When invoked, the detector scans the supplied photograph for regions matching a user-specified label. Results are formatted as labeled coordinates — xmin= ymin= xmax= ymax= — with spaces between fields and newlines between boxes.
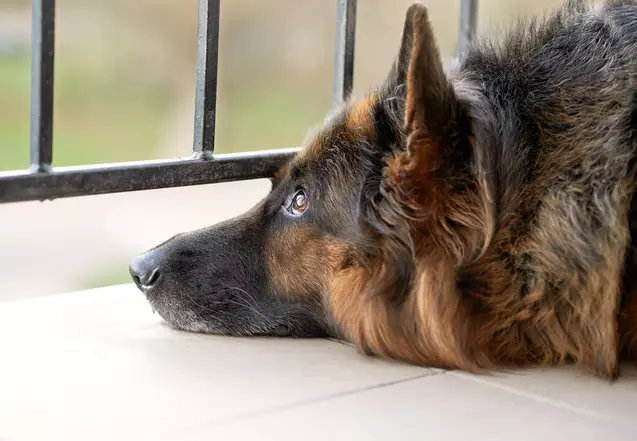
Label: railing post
xmin=30 ymin=0 xmax=55 ymax=173
xmin=332 ymin=0 xmax=357 ymax=107
xmin=456 ymin=0 xmax=478 ymax=60
xmin=193 ymin=0 xmax=221 ymax=159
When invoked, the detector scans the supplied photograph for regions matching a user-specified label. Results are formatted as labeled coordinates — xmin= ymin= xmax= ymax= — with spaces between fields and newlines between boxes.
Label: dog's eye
xmin=289 ymin=190 xmax=308 ymax=216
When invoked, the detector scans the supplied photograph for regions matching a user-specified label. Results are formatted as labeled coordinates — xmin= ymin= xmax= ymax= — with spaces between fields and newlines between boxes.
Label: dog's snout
xmin=130 ymin=252 xmax=162 ymax=292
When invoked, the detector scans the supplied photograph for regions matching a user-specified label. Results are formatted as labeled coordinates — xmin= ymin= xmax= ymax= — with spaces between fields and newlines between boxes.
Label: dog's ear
xmin=381 ymin=3 xmax=472 ymax=214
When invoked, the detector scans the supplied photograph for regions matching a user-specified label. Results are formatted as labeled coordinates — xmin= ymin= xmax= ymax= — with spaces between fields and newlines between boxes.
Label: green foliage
xmin=0 ymin=55 xmax=170 ymax=171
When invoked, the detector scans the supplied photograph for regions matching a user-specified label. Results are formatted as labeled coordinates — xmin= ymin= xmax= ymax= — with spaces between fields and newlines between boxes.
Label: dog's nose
xmin=130 ymin=253 xmax=161 ymax=292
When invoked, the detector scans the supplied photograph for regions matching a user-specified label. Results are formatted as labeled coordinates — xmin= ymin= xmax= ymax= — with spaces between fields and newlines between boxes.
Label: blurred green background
xmin=0 ymin=0 xmax=564 ymax=298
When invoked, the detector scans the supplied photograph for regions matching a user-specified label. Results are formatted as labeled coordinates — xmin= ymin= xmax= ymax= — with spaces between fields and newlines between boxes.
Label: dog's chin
xmin=143 ymin=289 xmax=219 ymax=334
xmin=145 ymin=289 xmax=294 ymax=337
xmin=148 ymin=298 xmax=216 ymax=333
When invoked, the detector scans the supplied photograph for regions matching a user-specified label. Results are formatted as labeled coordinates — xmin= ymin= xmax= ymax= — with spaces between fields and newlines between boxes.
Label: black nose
xmin=130 ymin=252 xmax=162 ymax=292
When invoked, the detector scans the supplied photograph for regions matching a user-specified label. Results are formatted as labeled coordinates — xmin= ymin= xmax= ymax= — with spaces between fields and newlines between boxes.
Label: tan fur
xmin=266 ymin=223 xmax=348 ymax=299
xmin=345 ymin=94 xmax=378 ymax=137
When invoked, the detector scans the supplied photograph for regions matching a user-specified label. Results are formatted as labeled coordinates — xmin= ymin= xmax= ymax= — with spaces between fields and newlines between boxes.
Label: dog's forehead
xmin=274 ymin=94 xmax=381 ymax=184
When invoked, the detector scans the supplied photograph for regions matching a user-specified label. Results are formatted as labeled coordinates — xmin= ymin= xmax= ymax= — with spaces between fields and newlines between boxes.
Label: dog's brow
xmin=272 ymin=163 xmax=291 ymax=188
xmin=289 ymin=164 xmax=307 ymax=182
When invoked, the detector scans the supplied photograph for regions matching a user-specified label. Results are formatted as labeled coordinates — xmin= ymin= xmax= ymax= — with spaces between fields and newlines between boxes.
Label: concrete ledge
xmin=1 ymin=284 xmax=635 ymax=440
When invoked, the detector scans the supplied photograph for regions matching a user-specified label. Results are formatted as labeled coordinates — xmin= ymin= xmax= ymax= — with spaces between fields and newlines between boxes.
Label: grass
xmin=0 ymin=54 xmax=171 ymax=171
xmin=0 ymin=55 xmax=31 ymax=169
xmin=215 ymin=81 xmax=331 ymax=154
xmin=1 ymin=54 xmax=330 ymax=171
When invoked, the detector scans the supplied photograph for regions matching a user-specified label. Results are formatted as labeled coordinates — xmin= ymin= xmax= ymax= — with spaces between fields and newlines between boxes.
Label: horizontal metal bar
xmin=0 ymin=148 xmax=299 ymax=204
xmin=193 ymin=0 xmax=220 ymax=158
xmin=456 ymin=0 xmax=478 ymax=59
xmin=332 ymin=0 xmax=357 ymax=106
xmin=30 ymin=0 xmax=55 ymax=172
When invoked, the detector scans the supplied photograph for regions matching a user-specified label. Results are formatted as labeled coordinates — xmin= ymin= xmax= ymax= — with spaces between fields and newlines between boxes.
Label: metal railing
xmin=0 ymin=0 xmax=478 ymax=204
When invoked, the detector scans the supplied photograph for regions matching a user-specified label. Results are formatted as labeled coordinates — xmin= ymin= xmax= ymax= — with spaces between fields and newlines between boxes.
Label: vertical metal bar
xmin=332 ymin=0 xmax=357 ymax=107
xmin=193 ymin=0 xmax=220 ymax=159
xmin=30 ymin=0 xmax=55 ymax=172
xmin=456 ymin=0 xmax=478 ymax=60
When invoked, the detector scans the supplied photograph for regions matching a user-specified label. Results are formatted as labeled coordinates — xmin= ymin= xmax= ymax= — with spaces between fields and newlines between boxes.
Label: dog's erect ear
xmin=387 ymin=4 xmax=451 ymax=131
xmin=381 ymin=4 xmax=472 ymax=213
xmin=400 ymin=4 xmax=454 ymax=140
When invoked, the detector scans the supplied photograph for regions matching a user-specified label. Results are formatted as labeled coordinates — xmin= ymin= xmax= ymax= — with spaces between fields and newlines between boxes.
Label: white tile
xmin=0 ymin=285 xmax=431 ymax=441
xmin=3 ymin=284 xmax=636 ymax=441
xmin=197 ymin=372 xmax=637 ymax=441
xmin=451 ymin=364 xmax=637 ymax=427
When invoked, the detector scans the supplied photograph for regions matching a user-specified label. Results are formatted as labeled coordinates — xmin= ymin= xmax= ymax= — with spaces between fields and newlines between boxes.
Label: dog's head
xmin=131 ymin=4 xmax=484 ymax=362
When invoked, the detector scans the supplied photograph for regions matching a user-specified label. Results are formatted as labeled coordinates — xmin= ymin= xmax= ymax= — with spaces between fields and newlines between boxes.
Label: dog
xmin=131 ymin=0 xmax=637 ymax=379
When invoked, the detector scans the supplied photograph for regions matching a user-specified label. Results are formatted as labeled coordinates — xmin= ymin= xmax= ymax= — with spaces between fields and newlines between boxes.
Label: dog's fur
xmin=132 ymin=0 xmax=637 ymax=379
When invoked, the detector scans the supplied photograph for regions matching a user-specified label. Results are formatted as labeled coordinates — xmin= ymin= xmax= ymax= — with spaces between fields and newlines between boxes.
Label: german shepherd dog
xmin=131 ymin=0 xmax=637 ymax=378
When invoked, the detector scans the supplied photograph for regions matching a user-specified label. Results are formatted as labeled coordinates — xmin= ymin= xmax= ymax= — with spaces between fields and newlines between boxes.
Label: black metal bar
xmin=332 ymin=0 xmax=357 ymax=106
xmin=30 ymin=0 xmax=55 ymax=172
xmin=193 ymin=0 xmax=220 ymax=158
xmin=0 ymin=0 xmax=479 ymax=206
xmin=456 ymin=0 xmax=478 ymax=59
xmin=0 ymin=149 xmax=298 ymax=203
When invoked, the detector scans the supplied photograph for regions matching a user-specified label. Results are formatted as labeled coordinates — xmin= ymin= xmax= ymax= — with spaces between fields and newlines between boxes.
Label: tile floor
xmin=1 ymin=284 xmax=635 ymax=441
